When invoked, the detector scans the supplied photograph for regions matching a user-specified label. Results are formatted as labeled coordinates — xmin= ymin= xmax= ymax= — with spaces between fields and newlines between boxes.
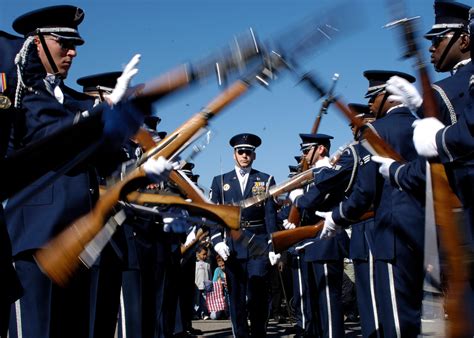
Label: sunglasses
xmin=431 ymin=33 xmax=453 ymax=48
xmin=236 ymin=149 xmax=253 ymax=156
xmin=302 ymin=147 xmax=313 ymax=155
xmin=46 ymin=37 xmax=78 ymax=50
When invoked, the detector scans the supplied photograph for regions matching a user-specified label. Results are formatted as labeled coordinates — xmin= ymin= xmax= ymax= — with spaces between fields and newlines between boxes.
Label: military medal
xmin=251 ymin=181 xmax=266 ymax=196
xmin=0 ymin=73 xmax=11 ymax=109
xmin=223 ymin=183 xmax=230 ymax=191
xmin=0 ymin=95 xmax=11 ymax=109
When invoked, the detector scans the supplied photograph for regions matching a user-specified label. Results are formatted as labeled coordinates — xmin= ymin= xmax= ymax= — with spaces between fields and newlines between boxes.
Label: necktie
xmin=239 ymin=169 xmax=246 ymax=177
xmin=45 ymin=75 xmax=64 ymax=104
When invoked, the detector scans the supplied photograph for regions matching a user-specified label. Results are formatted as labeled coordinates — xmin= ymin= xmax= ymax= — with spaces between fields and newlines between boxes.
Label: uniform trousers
xmin=9 ymin=254 xmax=91 ymax=338
xmin=374 ymin=241 xmax=424 ymax=338
xmin=308 ymin=260 xmax=345 ymax=338
xmin=226 ymin=255 xmax=270 ymax=337
xmin=353 ymin=252 xmax=380 ymax=338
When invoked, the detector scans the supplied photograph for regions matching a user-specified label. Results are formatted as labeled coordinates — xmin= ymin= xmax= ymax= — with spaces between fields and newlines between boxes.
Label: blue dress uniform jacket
xmin=429 ymin=62 xmax=474 ymax=125
xmin=295 ymin=181 xmax=350 ymax=262
xmin=209 ymin=168 xmax=278 ymax=258
xmin=4 ymin=79 xmax=120 ymax=338
xmin=333 ymin=107 xmax=425 ymax=260
xmin=333 ymin=106 xmax=425 ymax=337
xmin=6 ymin=83 xmax=97 ymax=256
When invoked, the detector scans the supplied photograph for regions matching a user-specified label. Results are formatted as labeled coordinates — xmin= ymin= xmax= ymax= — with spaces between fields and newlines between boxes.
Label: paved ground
xmin=191 ymin=317 xmax=446 ymax=337
xmin=191 ymin=317 xmax=362 ymax=337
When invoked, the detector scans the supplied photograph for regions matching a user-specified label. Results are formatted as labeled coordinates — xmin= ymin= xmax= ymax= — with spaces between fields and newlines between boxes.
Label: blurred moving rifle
xmin=0 ymin=29 xmax=261 ymax=201
xmin=35 ymin=0 xmax=364 ymax=286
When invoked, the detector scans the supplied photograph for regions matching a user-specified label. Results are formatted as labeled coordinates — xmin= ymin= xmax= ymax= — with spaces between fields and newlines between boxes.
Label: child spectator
xmin=212 ymin=255 xmax=226 ymax=283
xmin=208 ymin=255 xmax=229 ymax=319
xmin=195 ymin=243 xmax=211 ymax=320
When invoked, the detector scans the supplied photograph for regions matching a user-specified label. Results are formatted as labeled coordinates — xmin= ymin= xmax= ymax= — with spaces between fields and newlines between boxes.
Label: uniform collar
xmin=386 ymin=103 xmax=405 ymax=115
xmin=451 ymin=58 xmax=471 ymax=75
xmin=235 ymin=165 xmax=251 ymax=176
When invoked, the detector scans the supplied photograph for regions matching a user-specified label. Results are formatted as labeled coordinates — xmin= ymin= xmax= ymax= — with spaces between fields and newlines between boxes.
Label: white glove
xmin=282 ymin=219 xmax=296 ymax=230
xmin=214 ymin=242 xmax=230 ymax=261
xmin=386 ymin=75 xmax=423 ymax=112
xmin=184 ymin=226 xmax=196 ymax=246
xmin=143 ymin=156 xmax=178 ymax=183
xmin=412 ymin=118 xmax=445 ymax=158
xmin=371 ymin=155 xmax=395 ymax=180
xmin=288 ymin=188 xmax=304 ymax=203
xmin=106 ymin=54 xmax=141 ymax=104
xmin=268 ymin=251 xmax=281 ymax=266
xmin=315 ymin=211 xmax=340 ymax=239
xmin=162 ymin=216 xmax=190 ymax=234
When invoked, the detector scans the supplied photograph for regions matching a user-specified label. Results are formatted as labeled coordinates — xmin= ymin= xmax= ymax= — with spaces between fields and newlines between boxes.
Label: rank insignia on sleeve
xmin=359 ymin=154 xmax=371 ymax=166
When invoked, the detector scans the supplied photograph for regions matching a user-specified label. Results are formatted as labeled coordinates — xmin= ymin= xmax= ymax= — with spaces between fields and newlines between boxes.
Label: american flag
xmin=205 ymin=281 xmax=227 ymax=312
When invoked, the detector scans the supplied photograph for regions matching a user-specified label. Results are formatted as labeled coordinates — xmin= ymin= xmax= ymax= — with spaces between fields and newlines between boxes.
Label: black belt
xmin=241 ymin=220 xmax=265 ymax=228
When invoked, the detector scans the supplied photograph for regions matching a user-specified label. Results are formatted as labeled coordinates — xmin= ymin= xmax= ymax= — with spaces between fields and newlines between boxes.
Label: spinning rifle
xmin=35 ymin=0 xmax=363 ymax=285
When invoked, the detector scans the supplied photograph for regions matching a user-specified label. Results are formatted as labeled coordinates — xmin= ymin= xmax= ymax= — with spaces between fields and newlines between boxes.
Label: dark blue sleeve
xmin=295 ymin=148 xmax=356 ymax=210
xmin=315 ymin=148 xmax=357 ymax=195
xmin=21 ymin=86 xmax=93 ymax=144
xmin=436 ymin=98 xmax=474 ymax=163
xmin=388 ymin=157 xmax=426 ymax=197
xmin=332 ymin=147 xmax=376 ymax=227
xmin=265 ymin=176 xmax=279 ymax=234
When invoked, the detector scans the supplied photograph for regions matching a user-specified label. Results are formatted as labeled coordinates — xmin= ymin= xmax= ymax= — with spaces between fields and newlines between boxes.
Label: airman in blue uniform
xmin=384 ymin=2 xmax=474 ymax=327
xmin=319 ymin=70 xmax=426 ymax=337
xmin=210 ymin=133 xmax=278 ymax=337
xmin=0 ymin=29 xmax=25 ymax=338
xmin=3 ymin=6 xmax=150 ymax=338
xmin=289 ymin=133 xmax=350 ymax=338
xmin=303 ymin=104 xmax=380 ymax=337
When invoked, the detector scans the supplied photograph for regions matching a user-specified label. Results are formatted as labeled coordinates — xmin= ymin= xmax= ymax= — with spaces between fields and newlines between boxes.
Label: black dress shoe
xmin=274 ymin=314 xmax=287 ymax=324
xmin=186 ymin=327 xmax=203 ymax=336
xmin=344 ymin=314 xmax=359 ymax=323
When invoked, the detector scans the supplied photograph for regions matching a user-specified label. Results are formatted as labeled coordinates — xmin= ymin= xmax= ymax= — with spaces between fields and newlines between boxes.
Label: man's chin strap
xmin=436 ymin=30 xmax=463 ymax=73
xmin=36 ymin=30 xmax=60 ymax=78
xmin=376 ymin=92 xmax=389 ymax=119
xmin=308 ymin=145 xmax=317 ymax=167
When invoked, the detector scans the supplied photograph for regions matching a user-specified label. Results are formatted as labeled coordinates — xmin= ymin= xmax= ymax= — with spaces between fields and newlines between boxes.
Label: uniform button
xmin=89 ymin=188 xmax=95 ymax=194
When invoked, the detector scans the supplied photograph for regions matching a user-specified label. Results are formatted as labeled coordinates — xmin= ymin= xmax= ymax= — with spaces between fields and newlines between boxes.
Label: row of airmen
xmin=1 ymin=1 xmax=474 ymax=338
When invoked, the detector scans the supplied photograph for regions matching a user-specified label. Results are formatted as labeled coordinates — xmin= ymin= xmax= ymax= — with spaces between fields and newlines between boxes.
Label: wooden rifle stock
xmin=125 ymin=191 xmax=241 ymax=230
xmin=133 ymin=128 xmax=158 ymax=152
xmin=272 ymin=220 xmax=324 ymax=253
xmin=35 ymin=80 xmax=250 ymax=286
xmin=273 ymin=210 xmax=374 ymax=253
